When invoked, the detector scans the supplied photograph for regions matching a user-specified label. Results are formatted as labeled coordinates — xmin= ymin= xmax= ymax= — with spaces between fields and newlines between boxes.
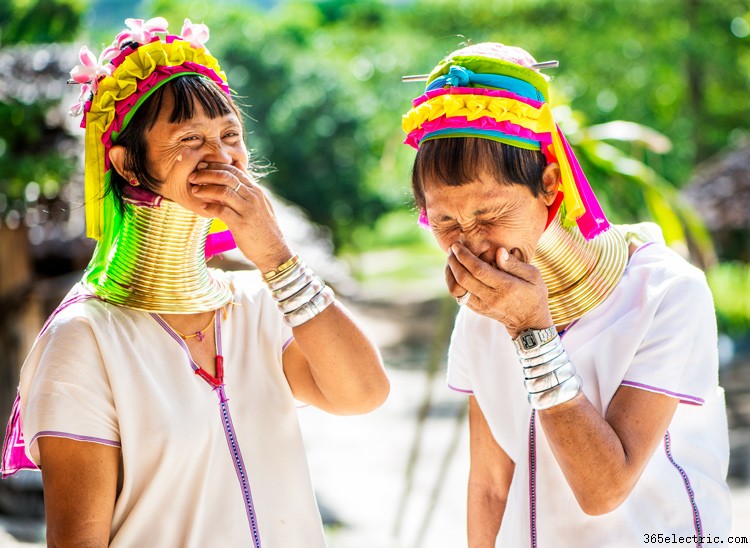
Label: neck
xmin=83 ymin=192 xmax=232 ymax=313
xmin=532 ymin=213 xmax=628 ymax=327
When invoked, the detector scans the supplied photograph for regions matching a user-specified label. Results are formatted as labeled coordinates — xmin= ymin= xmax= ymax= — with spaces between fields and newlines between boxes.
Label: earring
xmin=129 ymin=178 xmax=140 ymax=187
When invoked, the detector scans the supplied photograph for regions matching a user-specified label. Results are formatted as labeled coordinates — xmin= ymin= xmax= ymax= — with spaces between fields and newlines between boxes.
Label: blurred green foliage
xmin=707 ymin=262 xmax=750 ymax=338
xmin=0 ymin=0 xmax=83 ymax=45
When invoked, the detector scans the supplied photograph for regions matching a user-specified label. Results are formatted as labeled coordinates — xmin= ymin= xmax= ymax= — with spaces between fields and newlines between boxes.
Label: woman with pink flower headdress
xmin=1 ymin=17 xmax=388 ymax=546
xmin=401 ymin=43 xmax=731 ymax=547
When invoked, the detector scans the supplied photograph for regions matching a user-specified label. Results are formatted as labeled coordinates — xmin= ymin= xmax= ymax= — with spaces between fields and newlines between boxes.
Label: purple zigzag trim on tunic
xmin=150 ymin=313 xmax=200 ymax=372
xmin=528 ymin=409 xmax=538 ymax=548
xmin=447 ymin=384 xmax=474 ymax=395
xmin=151 ymin=311 xmax=262 ymax=546
xmin=218 ymin=385 xmax=262 ymax=547
xmin=527 ymin=327 xmax=574 ymax=546
xmin=664 ymin=430 xmax=703 ymax=546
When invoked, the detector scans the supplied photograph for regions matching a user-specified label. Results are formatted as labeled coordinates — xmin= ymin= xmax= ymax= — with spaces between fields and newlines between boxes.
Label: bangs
xmin=167 ymin=75 xmax=236 ymax=122
xmin=143 ymin=75 xmax=238 ymax=130
xmin=411 ymin=138 xmax=548 ymax=209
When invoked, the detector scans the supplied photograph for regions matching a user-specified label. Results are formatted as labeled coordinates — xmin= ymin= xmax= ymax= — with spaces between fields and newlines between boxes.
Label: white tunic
xmin=447 ymin=241 xmax=731 ymax=547
xmin=18 ymin=270 xmax=327 ymax=547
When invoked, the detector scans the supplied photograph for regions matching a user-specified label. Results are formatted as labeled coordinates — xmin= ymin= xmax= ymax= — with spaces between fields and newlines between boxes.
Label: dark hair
xmin=110 ymin=75 xmax=244 ymax=206
xmin=411 ymin=138 xmax=548 ymax=210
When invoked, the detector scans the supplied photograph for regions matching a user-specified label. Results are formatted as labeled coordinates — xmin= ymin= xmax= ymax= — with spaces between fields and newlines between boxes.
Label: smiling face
xmin=424 ymin=173 xmax=557 ymax=265
xmin=143 ymin=89 xmax=248 ymax=216
xmin=108 ymin=75 xmax=248 ymax=217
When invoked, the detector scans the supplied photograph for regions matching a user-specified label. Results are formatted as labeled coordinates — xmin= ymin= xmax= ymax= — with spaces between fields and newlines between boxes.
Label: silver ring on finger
xmin=456 ymin=291 xmax=471 ymax=306
xmin=233 ymin=181 xmax=242 ymax=192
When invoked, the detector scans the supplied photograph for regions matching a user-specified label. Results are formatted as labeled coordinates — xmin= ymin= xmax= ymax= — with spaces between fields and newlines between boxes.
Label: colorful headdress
xmin=402 ymin=43 xmax=610 ymax=240
xmin=70 ymin=17 xmax=235 ymax=257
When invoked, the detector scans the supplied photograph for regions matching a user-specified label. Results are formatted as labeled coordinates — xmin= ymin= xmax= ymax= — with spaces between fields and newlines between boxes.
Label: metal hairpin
xmin=401 ymin=60 xmax=559 ymax=82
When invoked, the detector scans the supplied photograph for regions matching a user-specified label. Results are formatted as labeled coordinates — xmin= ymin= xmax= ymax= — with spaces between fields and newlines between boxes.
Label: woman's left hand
xmin=189 ymin=161 xmax=292 ymax=272
xmin=446 ymin=243 xmax=553 ymax=338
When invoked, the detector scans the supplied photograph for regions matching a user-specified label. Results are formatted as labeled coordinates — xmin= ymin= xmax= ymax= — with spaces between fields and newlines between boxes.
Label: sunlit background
xmin=0 ymin=0 xmax=749 ymax=546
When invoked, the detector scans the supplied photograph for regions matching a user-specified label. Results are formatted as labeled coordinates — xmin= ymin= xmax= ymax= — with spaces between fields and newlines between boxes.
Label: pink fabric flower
xmin=69 ymin=46 xmax=117 ymax=116
xmin=69 ymin=83 xmax=91 ymax=117
xmin=115 ymin=17 xmax=169 ymax=47
xmin=100 ymin=44 xmax=121 ymax=63
xmin=180 ymin=18 xmax=210 ymax=50
xmin=70 ymin=46 xmax=109 ymax=84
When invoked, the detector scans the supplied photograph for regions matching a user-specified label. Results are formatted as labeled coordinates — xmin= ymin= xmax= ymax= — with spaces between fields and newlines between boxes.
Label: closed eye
xmin=431 ymin=223 xmax=459 ymax=235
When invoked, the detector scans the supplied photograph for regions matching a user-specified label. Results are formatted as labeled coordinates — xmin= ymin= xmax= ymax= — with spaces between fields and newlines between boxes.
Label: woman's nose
xmin=203 ymin=138 xmax=233 ymax=163
xmin=457 ymin=230 xmax=491 ymax=259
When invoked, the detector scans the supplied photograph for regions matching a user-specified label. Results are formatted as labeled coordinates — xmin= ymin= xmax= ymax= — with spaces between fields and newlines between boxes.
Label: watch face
xmin=522 ymin=332 xmax=537 ymax=350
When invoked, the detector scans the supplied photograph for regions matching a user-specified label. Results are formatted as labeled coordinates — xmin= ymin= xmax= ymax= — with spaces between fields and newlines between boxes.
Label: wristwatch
xmin=513 ymin=326 xmax=558 ymax=354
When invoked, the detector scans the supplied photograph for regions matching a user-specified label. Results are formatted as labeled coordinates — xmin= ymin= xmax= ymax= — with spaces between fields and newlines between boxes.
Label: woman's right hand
xmin=189 ymin=161 xmax=293 ymax=273
xmin=446 ymin=243 xmax=554 ymax=338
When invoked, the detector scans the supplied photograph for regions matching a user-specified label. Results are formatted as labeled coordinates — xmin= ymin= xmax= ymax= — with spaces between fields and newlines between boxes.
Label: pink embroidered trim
xmin=2 ymin=291 xmax=97 ymax=478
xmin=1 ymin=394 xmax=36 ymax=478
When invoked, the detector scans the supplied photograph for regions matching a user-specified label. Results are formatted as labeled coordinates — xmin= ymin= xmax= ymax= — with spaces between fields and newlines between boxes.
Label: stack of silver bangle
xmin=263 ymin=255 xmax=335 ymax=327
xmin=516 ymin=334 xmax=582 ymax=410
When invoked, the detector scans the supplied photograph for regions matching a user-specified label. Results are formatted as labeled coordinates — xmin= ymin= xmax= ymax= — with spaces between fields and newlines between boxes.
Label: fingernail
xmin=191 ymin=185 xmax=199 ymax=193
xmin=197 ymin=162 xmax=208 ymax=169
xmin=501 ymin=248 xmax=509 ymax=261
xmin=451 ymin=244 xmax=459 ymax=254
xmin=188 ymin=173 xmax=195 ymax=181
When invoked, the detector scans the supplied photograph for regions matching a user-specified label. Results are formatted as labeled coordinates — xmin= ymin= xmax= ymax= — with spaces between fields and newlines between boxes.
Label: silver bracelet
xmin=514 ymin=333 xmax=583 ymax=410
xmin=528 ymin=374 xmax=582 ymax=410
xmin=523 ymin=349 xmax=570 ymax=379
xmin=520 ymin=339 xmax=565 ymax=368
xmin=266 ymin=260 xmax=307 ymax=292
xmin=272 ymin=267 xmax=314 ymax=302
xmin=283 ymin=285 xmax=335 ymax=327
xmin=278 ymin=276 xmax=325 ymax=314
xmin=524 ymin=361 xmax=577 ymax=393
xmin=263 ymin=257 xmax=336 ymax=326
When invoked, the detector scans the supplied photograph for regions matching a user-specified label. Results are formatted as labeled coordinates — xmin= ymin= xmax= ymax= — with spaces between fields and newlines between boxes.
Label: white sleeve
xmin=446 ymin=308 xmax=475 ymax=394
xmin=621 ymin=271 xmax=718 ymax=406
xmin=20 ymin=314 xmax=120 ymax=464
